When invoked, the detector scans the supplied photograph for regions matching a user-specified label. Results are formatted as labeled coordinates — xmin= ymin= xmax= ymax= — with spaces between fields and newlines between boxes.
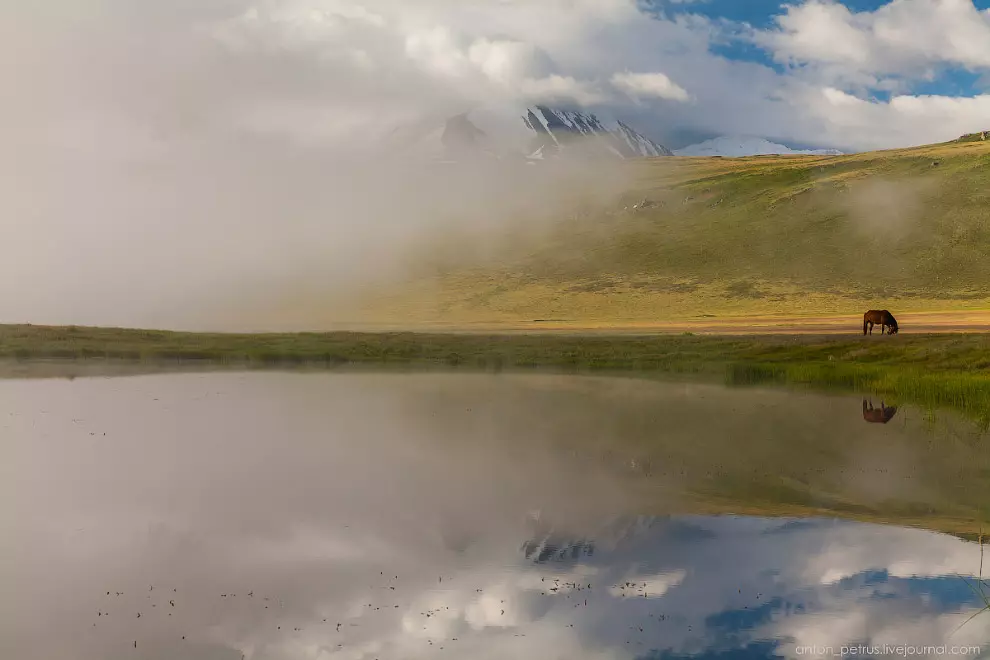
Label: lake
xmin=2 ymin=371 xmax=989 ymax=659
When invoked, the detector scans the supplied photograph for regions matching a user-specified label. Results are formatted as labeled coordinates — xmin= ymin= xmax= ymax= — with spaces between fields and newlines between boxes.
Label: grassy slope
xmin=3 ymin=324 xmax=989 ymax=426
xmin=354 ymin=137 xmax=990 ymax=325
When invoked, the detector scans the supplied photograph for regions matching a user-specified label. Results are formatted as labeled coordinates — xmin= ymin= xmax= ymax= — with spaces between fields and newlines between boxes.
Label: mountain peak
xmin=384 ymin=106 xmax=671 ymax=163
xmin=522 ymin=106 xmax=672 ymax=159
xmin=441 ymin=113 xmax=491 ymax=156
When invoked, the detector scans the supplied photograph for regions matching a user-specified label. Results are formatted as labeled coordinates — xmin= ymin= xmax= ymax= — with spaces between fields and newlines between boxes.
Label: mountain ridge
xmin=385 ymin=105 xmax=672 ymax=162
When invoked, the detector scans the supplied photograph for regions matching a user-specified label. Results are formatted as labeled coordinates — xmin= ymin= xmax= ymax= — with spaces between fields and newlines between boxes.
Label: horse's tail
xmin=863 ymin=317 xmax=868 ymax=335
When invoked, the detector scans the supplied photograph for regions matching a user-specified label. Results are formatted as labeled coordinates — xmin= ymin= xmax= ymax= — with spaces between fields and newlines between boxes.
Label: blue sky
xmin=616 ymin=0 xmax=990 ymax=149
xmin=649 ymin=0 xmax=990 ymax=25
xmin=662 ymin=0 xmax=990 ymax=96
xmin=653 ymin=0 xmax=989 ymax=25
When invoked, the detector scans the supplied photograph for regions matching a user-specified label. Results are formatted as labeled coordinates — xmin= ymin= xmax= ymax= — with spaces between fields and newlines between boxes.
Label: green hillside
xmin=353 ymin=137 xmax=990 ymax=326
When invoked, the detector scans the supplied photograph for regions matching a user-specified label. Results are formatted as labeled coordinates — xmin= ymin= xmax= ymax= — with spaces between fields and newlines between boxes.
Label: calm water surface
xmin=2 ymin=372 xmax=989 ymax=660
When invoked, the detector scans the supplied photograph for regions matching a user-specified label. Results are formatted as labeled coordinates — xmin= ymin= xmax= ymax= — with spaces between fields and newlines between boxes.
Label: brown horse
xmin=863 ymin=309 xmax=898 ymax=335
xmin=863 ymin=398 xmax=897 ymax=424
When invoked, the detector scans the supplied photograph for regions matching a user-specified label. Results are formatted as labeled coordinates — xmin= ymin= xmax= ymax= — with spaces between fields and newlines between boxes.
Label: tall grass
xmin=953 ymin=532 xmax=990 ymax=637
xmin=728 ymin=363 xmax=990 ymax=429
xmin=3 ymin=323 xmax=990 ymax=426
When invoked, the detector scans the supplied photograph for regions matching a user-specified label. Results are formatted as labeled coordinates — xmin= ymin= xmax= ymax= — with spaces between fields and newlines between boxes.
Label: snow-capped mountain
xmin=674 ymin=136 xmax=843 ymax=157
xmin=384 ymin=106 xmax=672 ymax=163
xmin=522 ymin=106 xmax=672 ymax=159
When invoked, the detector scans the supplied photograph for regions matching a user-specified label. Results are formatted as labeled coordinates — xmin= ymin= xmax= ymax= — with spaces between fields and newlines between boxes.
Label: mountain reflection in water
xmin=2 ymin=371 xmax=988 ymax=659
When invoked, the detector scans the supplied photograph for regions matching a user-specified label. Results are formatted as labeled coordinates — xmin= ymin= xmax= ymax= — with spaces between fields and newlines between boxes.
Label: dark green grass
xmin=4 ymin=324 xmax=989 ymax=425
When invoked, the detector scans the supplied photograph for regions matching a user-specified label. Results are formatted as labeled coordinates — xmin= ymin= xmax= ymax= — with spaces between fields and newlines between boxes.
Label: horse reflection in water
xmin=863 ymin=398 xmax=897 ymax=424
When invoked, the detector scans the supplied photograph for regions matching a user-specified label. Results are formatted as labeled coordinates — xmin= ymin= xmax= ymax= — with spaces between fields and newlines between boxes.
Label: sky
xmin=6 ymin=0 xmax=990 ymax=154
xmin=2 ymin=0 xmax=990 ymax=328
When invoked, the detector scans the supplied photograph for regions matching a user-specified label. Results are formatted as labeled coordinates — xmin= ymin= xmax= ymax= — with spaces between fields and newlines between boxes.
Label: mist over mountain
xmin=385 ymin=106 xmax=672 ymax=164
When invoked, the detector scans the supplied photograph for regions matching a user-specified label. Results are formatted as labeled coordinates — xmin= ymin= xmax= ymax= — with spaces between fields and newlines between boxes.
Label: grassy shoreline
xmin=3 ymin=323 xmax=989 ymax=425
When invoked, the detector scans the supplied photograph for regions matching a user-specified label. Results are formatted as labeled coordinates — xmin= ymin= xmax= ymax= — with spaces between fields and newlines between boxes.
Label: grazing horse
xmin=863 ymin=309 xmax=898 ymax=335
xmin=863 ymin=399 xmax=897 ymax=424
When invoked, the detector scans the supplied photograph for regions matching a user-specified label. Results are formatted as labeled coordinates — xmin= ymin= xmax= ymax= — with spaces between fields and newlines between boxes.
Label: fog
xmin=4 ymin=137 xmax=634 ymax=331
xmin=0 ymin=2 xmax=638 ymax=331
xmin=837 ymin=176 xmax=940 ymax=241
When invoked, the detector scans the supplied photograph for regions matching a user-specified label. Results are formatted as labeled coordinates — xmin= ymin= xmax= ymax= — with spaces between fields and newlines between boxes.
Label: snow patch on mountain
xmin=614 ymin=121 xmax=670 ymax=158
xmin=674 ymin=136 xmax=843 ymax=157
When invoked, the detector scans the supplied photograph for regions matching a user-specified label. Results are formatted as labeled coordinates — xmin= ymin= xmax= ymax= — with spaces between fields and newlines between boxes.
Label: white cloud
xmin=467 ymin=38 xmax=553 ymax=83
xmin=215 ymin=0 xmax=614 ymax=110
xmin=611 ymin=71 xmax=692 ymax=101
xmin=802 ymin=87 xmax=990 ymax=150
xmin=201 ymin=0 xmax=990 ymax=151
xmin=763 ymin=1 xmax=877 ymax=68
xmin=404 ymin=26 xmax=472 ymax=78
xmin=761 ymin=0 xmax=990 ymax=83
xmin=520 ymin=74 xmax=609 ymax=105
